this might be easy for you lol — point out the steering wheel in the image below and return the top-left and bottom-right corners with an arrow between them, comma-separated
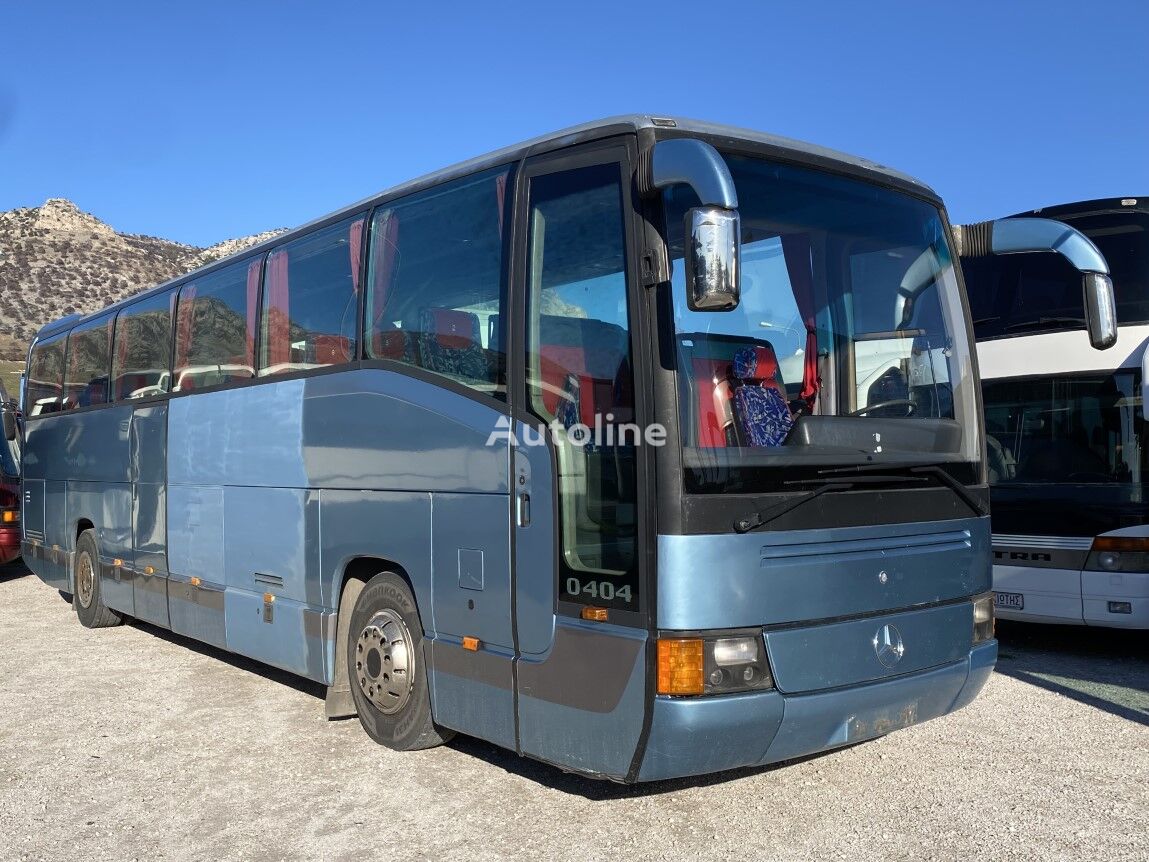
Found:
847,399 -> 916,417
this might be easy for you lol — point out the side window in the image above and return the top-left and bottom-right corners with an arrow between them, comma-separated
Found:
112,291 -> 174,400
63,317 -> 113,409
525,161 -> 638,612
261,217 -> 363,377
365,166 -> 510,400
25,334 -> 67,415
175,259 -> 260,391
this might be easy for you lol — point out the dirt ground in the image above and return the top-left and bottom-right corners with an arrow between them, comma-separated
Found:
1,561 -> 1145,862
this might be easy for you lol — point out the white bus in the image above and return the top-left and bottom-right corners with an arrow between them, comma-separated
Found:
964,197 -> 1147,628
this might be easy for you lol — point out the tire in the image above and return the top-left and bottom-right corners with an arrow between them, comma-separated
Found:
73,529 -> 121,629
347,571 -> 453,751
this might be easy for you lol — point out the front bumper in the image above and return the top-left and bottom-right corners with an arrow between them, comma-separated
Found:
637,640 -> 997,781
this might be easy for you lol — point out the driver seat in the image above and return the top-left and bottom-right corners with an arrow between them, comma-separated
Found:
730,345 -> 793,447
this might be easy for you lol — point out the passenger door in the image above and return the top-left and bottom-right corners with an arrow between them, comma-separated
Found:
511,141 -> 652,779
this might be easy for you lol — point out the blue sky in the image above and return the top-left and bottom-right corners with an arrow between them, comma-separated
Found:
1,1 -> 1146,247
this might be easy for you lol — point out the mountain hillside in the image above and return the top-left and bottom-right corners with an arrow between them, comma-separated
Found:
0,198 -> 283,359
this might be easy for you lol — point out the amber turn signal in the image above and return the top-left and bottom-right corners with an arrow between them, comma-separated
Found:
657,638 -> 705,695
1091,535 -> 1149,552
462,636 -> 481,651
580,606 -> 609,622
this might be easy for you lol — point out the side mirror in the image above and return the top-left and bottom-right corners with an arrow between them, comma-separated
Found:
955,217 -> 1118,350
640,138 -> 743,313
1083,271 -> 1118,350
2,406 -> 16,442
686,207 -> 741,311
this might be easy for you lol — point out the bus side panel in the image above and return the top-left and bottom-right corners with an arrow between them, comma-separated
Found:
300,369 -> 509,495
23,408 -> 132,590
131,404 -> 169,627
426,491 -> 515,749
223,485 -> 328,681
167,484 -> 227,649
168,383 -> 311,651
319,489 -> 433,685
516,620 -> 648,779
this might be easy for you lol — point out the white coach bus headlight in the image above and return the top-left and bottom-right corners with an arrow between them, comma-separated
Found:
973,595 -> 994,644
1085,536 -> 1149,573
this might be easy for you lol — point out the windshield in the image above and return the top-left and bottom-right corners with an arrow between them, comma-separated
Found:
965,210 -> 1149,339
665,155 -> 980,494
983,370 -> 1147,535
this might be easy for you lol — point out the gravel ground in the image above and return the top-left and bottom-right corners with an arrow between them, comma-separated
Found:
1,561 -> 1146,862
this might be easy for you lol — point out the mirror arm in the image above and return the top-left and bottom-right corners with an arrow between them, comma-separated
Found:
954,218 -> 1110,275
641,139 -> 738,209
956,217 -> 1117,351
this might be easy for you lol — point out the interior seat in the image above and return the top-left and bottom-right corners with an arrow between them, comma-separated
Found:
729,345 -> 793,447
418,308 -> 488,381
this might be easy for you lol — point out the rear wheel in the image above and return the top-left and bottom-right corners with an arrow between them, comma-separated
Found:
74,529 -> 121,629
347,571 -> 453,751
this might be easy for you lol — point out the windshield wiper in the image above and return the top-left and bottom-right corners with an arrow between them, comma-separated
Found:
733,474 -> 928,534
1003,316 -> 1085,333
818,462 -> 988,517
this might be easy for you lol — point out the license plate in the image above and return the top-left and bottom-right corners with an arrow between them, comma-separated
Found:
994,591 -> 1024,610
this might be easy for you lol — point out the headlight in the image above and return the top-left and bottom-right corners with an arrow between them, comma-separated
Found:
1085,536 -> 1149,573
972,594 -> 994,645
657,633 -> 774,696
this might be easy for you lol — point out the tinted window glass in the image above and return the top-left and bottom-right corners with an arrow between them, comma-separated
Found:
366,166 -> 510,399
983,373 -> 1144,486
175,259 -> 260,391
966,211 -> 1149,338
63,317 -> 113,409
113,291 -> 174,400
525,162 -> 638,612
261,218 -> 362,376
25,334 -> 66,415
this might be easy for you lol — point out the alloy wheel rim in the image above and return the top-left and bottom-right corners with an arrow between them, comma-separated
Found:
355,609 -> 413,714
76,551 -> 95,609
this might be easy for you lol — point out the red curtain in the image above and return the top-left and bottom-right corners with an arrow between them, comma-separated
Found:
370,211 -> 400,356
781,234 -> 820,408
245,259 -> 261,366
266,250 -> 291,368
349,218 -> 364,293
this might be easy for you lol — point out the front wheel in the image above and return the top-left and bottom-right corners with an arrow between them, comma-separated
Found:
347,572 -> 453,751
74,529 -> 121,629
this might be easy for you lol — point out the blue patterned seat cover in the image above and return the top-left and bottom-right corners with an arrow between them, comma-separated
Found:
732,346 -> 793,447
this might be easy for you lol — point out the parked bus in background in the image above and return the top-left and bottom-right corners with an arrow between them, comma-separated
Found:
12,117 -> 1115,781
0,383 -> 20,564
963,197 -> 1147,629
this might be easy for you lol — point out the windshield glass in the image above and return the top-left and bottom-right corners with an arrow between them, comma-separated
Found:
665,155 -> 980,494
965,210 -> 1149,339
983,370 -> 1146,535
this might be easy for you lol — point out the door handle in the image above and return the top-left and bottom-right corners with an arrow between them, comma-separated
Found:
517,492 -> 531,528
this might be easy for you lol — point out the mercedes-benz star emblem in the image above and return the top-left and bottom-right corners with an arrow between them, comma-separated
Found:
873,623 -> 905,668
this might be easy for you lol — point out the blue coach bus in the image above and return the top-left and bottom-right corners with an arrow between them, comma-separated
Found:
13,117 -> 1114,781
